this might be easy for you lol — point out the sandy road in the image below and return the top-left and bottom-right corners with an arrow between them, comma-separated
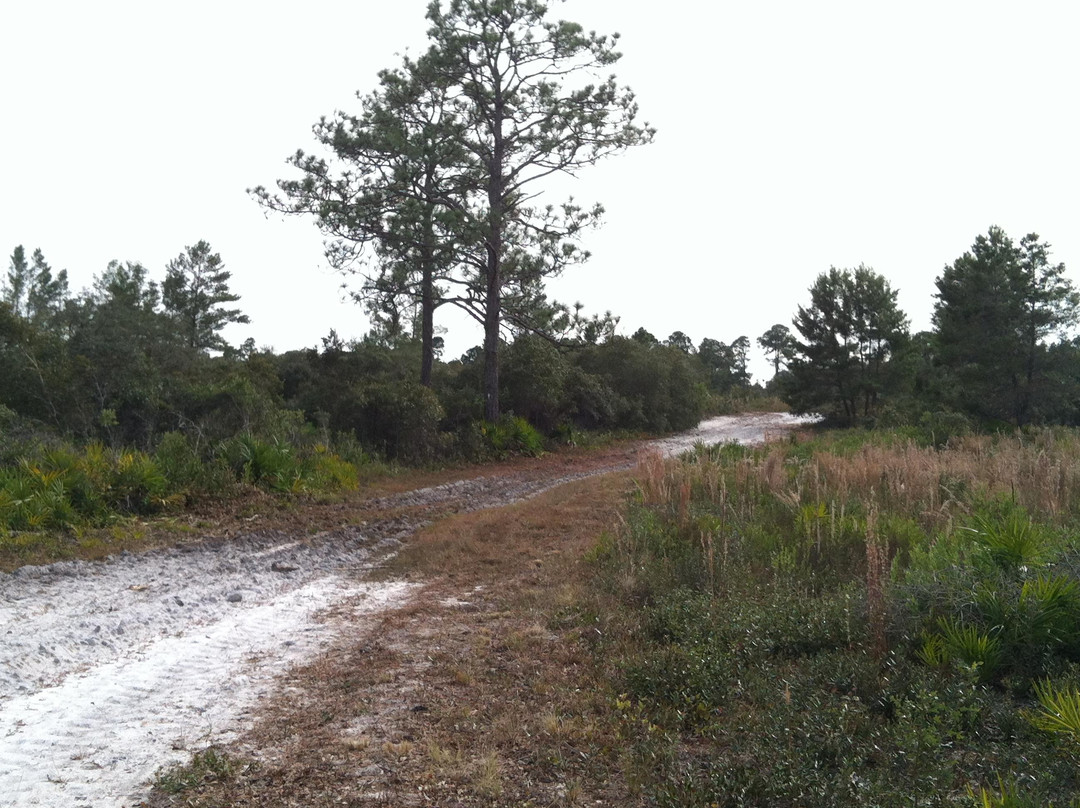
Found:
0,412 -> 810,808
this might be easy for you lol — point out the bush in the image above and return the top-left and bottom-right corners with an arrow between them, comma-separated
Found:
362,380 -> 448,463
574,338 -> 708,433
485,416 -> 545,458
154,431 -> 235,499
501,335 -> 570,432
0,442 -> 176,531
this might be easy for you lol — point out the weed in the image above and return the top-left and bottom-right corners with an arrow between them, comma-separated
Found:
472,751 -> 502,798
594,427 -> 1080,804
383,739 -> 414,758
154,747 -> 238,795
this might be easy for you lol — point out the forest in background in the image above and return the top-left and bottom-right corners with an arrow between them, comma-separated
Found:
3,0 -> 1080,535
0,235 -> 763,532
2,218 -> 1079,533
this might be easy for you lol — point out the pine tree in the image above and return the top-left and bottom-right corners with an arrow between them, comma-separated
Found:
162,241 -> 250,352
933,226 -> 1079,425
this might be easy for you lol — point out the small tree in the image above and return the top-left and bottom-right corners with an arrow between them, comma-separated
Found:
787,265 -> 909,423
631,327 -> 659,346
3,246 -> 69,328
162,241 -> 250,353
68,261 -> 171,444
731,336 -> 752,387
27,249 -> 69,329
4,246 -> 31,318
665,330 -> 694,354
757,323 -> 797,376
697,337 -> 736,392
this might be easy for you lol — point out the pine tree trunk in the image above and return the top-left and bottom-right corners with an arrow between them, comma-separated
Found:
482,251 -> 501,422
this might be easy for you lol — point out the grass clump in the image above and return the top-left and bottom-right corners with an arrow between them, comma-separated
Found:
153,747 -> 241,796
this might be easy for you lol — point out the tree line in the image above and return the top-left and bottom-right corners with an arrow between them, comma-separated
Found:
6,0 -> 1075,518
1,234 -> 764,461
773,225 -> 1080,429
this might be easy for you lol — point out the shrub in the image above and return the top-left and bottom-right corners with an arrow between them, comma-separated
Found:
356,380 -> 448,464
501,335 -> 569,432
154,431 -> 235,499
485,416 -> 545,458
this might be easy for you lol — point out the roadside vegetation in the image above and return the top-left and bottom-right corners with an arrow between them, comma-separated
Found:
585,429 -> 1080,806
147,426 -> 1080,807
0,240 -> 769,562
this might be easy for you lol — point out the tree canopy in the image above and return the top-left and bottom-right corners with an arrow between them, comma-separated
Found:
162,241 -> 250,353
787,265 -> 909,423
256,0 -> 653,418
933,226 -> 1078,425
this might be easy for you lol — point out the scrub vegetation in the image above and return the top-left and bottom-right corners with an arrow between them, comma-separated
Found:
587,429 -> 1080,806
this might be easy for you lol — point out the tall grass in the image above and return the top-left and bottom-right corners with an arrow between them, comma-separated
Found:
591,429 -> 1080,806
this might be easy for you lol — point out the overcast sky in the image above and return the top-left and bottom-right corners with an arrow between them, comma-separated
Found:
3,1 -> 1078,381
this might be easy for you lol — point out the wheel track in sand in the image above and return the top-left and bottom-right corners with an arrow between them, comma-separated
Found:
0,413 -> 812,807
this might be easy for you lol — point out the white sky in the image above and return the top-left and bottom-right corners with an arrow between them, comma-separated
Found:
3,1 -> 1079,382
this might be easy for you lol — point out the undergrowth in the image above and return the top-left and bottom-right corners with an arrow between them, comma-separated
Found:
588,428 -> 1080,806
0,432 -> 364,559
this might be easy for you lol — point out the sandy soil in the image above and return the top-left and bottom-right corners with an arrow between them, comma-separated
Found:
0,413 -> 812,808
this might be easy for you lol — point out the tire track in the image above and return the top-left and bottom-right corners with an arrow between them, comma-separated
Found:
0,579 -> 415,807
0,413 -> 812,808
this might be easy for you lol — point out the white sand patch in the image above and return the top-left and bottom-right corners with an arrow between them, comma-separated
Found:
650,412 -> 819,456
0,578 -> 415,808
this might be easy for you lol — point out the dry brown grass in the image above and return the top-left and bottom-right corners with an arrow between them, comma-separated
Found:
804,432 -> 1080,524
146,466 -> 637,807
637,429 -> 1080,541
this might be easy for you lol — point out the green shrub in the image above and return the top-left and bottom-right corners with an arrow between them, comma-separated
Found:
356,380 -> 448,463
154,431 -> 235,498
972,510 -> 1050,571
0,442 -> 177,531
938,618 -> 1004,683
919,410 -> 973,448
1029,679 -> 1080,752
303,444 -> 359,491
108,450 -> 168,514
484,416 -> 545,458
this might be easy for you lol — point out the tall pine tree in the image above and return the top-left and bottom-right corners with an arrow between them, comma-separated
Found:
162,241 -> 250,353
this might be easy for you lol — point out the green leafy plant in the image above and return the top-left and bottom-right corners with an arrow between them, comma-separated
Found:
971,511 -> 1046,570
939,618 -> 1003,683
484,416 -> 545,458
154,746 -> 238,795
970,776 -> 1045,808
1029,679 -> 1080,748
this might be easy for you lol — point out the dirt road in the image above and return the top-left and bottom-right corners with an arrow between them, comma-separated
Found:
0,413 -> 810,808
